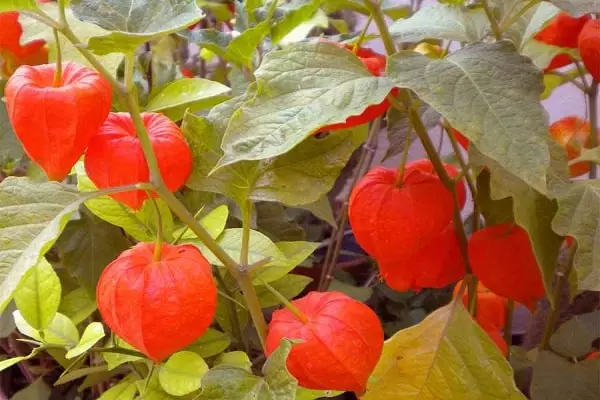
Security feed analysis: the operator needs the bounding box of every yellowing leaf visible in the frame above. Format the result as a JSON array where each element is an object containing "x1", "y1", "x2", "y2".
[{"x1": 362, "y1": 303, "x2": 525, "y2": 400}]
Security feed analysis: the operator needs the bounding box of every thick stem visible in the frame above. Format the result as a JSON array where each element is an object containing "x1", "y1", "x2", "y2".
[
  {"x1": 394, "y1": 132, "x2": 411, "y2": 187},
  {"x1": 504, "y1": 299, "x2": 514, "y2": 359},
  {"x1": 540, "y1": 246, "x2": 575, "y2": 350},
  {"x1": 364, "y1": 0, "x2": 396, "y2": 55},
  {"x1": 588, "y1": 80, "x2": 598, "y2": 179},
  {"x1": 52, "y1": 29, "x2": 62, "y2": 87},
  {"x1": 241, "y1": 200, "x2": 252, "y2": 267},
  {"x1": 482, "y1": 0, "x2": 502, "y2": 40},
  {"x1": 237, "y1": 273, "x2": 268, "y2": 350},
  {"x1": 146, "y1": 193, "x2": 164, "y2": 261}
]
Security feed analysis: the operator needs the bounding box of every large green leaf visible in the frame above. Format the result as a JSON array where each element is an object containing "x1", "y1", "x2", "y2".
[
  {"x1": 183, "y1": 111, "x2": 366, "y2": 207},
  {"x1": 70, "y1": 0, "x2": 204, "y2": 55},
  {"x1": 531, "y1": 351, "x2": 600, "y2": 400},
  {"x1": 389, "y1": 4, "x2": 489, "y2": 43},
  {"x1": 13, "y1": 259, "x2": 61, "y2": 330},
  {"x1": 552, "y1": 180, "x2": 600, "y2": 291},
  {"x1": 14, "y1": 311, "x2": 80, "y2": 347},
  {"x1": 550, "y1": 311, "x2": 600, "y2": 358},
  {"x1": 65, "y1": 322, "x2": 106, "y2": 359},
  {"x1": 388, "y1": 41, "x2": 550, "y2": 194},
  {"x1": 267, "y1": 0, "x2": 324, "y2": 44},
  {"x1": 20, "y1": 4, "x2": 123, "y2": 75},
  {"x1": 362, "y1": 302, "x2": 525, "y2": 399},
  {"x1": 198, "y1": 339, "x2": 297, "y2": 399},
  {"x1": 502, "y1": 2, "x2": 560, "y2": 49},
  {"x1": 145, "y1": 78, "x2": 231, "y2": 122},
  {"x1": 77, "y1": 167, "x2": 174, "y2": 242},
  {"x1": 547, "y1": 0, "x2": 600, "y2": 15},
  {"x1": 0, "y1": 178, "x2": 80, "y2": 313},
  {"x1": 58, "y1": 287, "x2": 96, "y2": 325},
  {"x1": 54, "y1": 207, "x2": 130, "y2": 299},
  {"x1": 215, "y1": 41, "x2": 393, "y2": 168},
  {"x1": 158, "y1": 351, "x2": 209, "y2": 396}
]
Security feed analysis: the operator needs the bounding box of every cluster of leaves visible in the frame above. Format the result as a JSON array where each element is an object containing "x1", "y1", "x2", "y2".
[{"x1": 0, "y1": 0, "x2": 599, "y2": 399}]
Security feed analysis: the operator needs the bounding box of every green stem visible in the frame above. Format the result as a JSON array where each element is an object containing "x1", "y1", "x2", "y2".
[
  {"x1": 145, "y1": 193, "x2": 164, "y2": 261},
  {"x1": 241, "y1": 200, "x2": 252, "y2": 267},
  {"x1": 467, "y1": 275, "x2": 478, "y2": 317},
  {"x1": 172, "y1": 207, "x2": 204, "y2": 244},
  {"x1": 540, "y1": 245, "x2": 575, "y2": 350},
  {"x1": 588, "y1": 80, "x2": 598, "y2": 179},
  {"x1": 394, "y1": 131, "x2": 412, "y2": 187},
  {"x1": 259, "y1": 280, "x2": 309, "y2": 324},
  {"x1": 353, "y1": 14, "x2": 374, "y2": 53},
  {"x1": 444, "y1": 124, "x2": 477, "y2": 199},
  {"x1": 364, "y1": 0, "x2": 396, "y2": 55},
  {"x1": 482, "y1": 0, "x2": 502, "y2": 40},
  {"x1": 52, "y1": 28, "x2": 62, "y2": 87},
  {"x1": 395, "y1": 92, "x2": 472, "y2": 274},
  {"x1": 504, "y1": 299, "x2": 514, "y2": 359},
  {"x1": 213, "y1": 268, "x2": 247, "y2": 352},
  {"x1": 499, "y1": 0, "x2": 540, "y2": 33}
]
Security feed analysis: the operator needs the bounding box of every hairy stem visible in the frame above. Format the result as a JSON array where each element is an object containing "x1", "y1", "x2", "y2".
[
  {"x1": 482, "y1": 0, "x2": 502, "y2": 40},
  {"x1": 540, "y1": 246, "x2": 575, "y2": 350},
  {"x1": 588, "y1": 80, "x2": 598, "y2": 179}
]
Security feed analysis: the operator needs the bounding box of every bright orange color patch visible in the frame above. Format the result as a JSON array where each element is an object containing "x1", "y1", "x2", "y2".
[
  {"x1": 468, "y1": 223, "x2": 545, "y2": 310},
  {"x1": 97, "y1": 242, "x2": 217, "y2": 362},
  {"x1": 449, "y1": 127, "x2": 470, "y2": 150},
  {"x1": 453, "y1": 280, "x2": 508, "y2": 331},
  {"x1": 349, "y1": 160, "x2": 467, "y2": 291},
  {"x1": 535, "y1": 12, "x2": 591, "y2": 49},
  {"x1": 549, "y1": 116, "x2": 594, "y2": 177},
  {"x1": 5, "y1": 62, "x2": 112, "y2": 180},
  {"x1": 316, "y1": 43, "x2": 398, "y2": 133},
  {"x1": 265, "y1": 291, "x2": 384, "y2": 393},
  {"x1": 85, "y1": 112, "x2": 194, "y2": 210},
  {"x1": 0, "y1": 12, "x2": 48, "y2": 77},
  {"x1": 579, "y1": 20, "x2": 600, "y2": 83}
]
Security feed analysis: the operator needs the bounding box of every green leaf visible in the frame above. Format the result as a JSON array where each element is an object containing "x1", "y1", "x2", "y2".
[
  {"x1": 389, "y1": 4, "x2": 489, "y2": 43},
  {"x1": 297, "y1": 196, "x2": 336, "y2": 227},
  {"x1": 184, "y1": 328, "x2": 231, "y2": 358},
  {"x1": 550, "y1": 311, "x2": 600, "y2": 358},
  {"x1": 252, "y1": 241, "x2": 319, "y2": 284},
  {"x1": 0, "y1": 96, "x2": 24, "y2": 167},
  {"x1": 470, "y1": 142, "x2": 567, "y2": 302},
  {"x1": 145, "y1": 78, "x2": 231, "y2": 122},
  {"x1": 54, "y1": 208, "x2": 130, "y2": 298},
  {"x1": 0, "y1": 302, "x2": 16, "y2": 338},
  {"x1": 198, "y1": 339, "x2": 297, "y2": 399},
  {"x1": 54, "y1": 365, "x2": 109, "y2": 386},
  {"x1": 183, "y1": 111, "x2": 366, "y2": 207},
  {"x1": 521, "y1": 40, "x2": 567, "y2": 70},
  {"x1": 10, "y1": 377, "x2": 51, "y2": 400},
  {"x1": 531, "y1": 350, "x2": 600, "y2": 400},
  {"x1": 255, "y1": 274, "x2": 312, "y2": 308},
  {"x1": 174, "y1": 204, "x2": 229, "y2": 241},
  {"x1": 547, "y1": 0, "x2": 600, "y2": 16},
  {"x1": 13, "y1": 259, "x2": 61, "y2": 331},
  {"x1": 256, "y1": 202, "x2": 306, "y2": 242},
  {"x1": 0, "y1": 347, "x2": 42, "y2": 373},
  {"x1": 215, "y1": 41, "x2": 393, "y2": 168},
  {"x1": 159, "y1": 351, "x2": 209, "y2": 396},
  {"x1": 363, "y1": 302, "x2": 525, "y2": 400},
  {"x1": 58, "y1": 288, "x2": 97, "y2": 325},
  {"x1": 214, "y1": 351, "x2": 252, "y2": 372},
  {"x1": 277, "y1": 9, "x2": 329, "y2": 45},
  {"x1": 215, "y1": 292, "x2": 248, "y2": 336},
  {"x1": 14, "y1": 311, "x2": 79, "y2": 347},
  {"x1": 102, "y1": 337, "x2": 143, "y2": 370},
  {"x1": 0, "y1": 0, "x2": 38, "y2": 12},
  {"x1": 552, "y1": 180, "x2": 600, "y2": 291},
  {"x1": 77, "y1": 167, "x2": 174, "y2": 242},
  {"x1": 200, "y1": 227, "x2": 284, "y2": 266},
  {"x1": 20, "y1": 4, "x2": 123, "y2": 75},
  {"x1": 388, "y1": 41, "x2": 550, "y2": 194},
  {"x1": 181, "y1": 21, "x2": 270, "y2": 67},
  {"x1": 0, "y1": 178, "x2": 80, "y2": 313},
  {"x1": 251, "y1": 125, "x2": 368, "y2": 206},
  {"x1": 502, "y1": 2, "x2": 560, "y2": 50},
  {"x1": 383, "y1": 104, "x2": 439, "y2": 162},
  {"x1": 66, "y1": 322, "x2": 105, "y2": 359},
  {"x1": 269, "y1": 0, "x2": 323, "y2": 44},
  {"x1": 71, "y1": 0, "x2": 204, "y2": 55},
  {"x1": 98, "y1": 376, "x2": 138, "y2": 400}
]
